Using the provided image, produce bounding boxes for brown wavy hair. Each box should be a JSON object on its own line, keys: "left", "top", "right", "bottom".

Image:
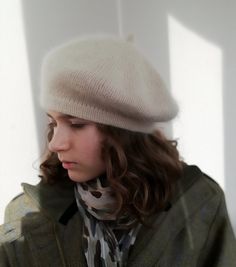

{"left": 40, "top": 124, "right": 183, "bottom": 224}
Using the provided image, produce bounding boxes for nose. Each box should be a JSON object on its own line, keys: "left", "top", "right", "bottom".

{"left": 48, "top": 127, "right": 70, "bottom": 152}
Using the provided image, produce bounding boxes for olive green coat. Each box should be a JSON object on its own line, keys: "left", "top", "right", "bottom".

{"left": 0, "top": 166, "right": 236, "bottom": 266}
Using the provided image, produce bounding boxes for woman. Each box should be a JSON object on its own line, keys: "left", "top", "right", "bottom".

{"left": 0, "top": 36, "right": 235, "bottom": 266}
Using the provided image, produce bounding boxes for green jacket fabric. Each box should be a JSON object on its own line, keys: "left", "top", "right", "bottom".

{"left": 0, "top": 165, "right": 235, "bottom": 267}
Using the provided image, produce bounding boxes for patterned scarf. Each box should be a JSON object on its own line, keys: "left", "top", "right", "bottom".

{"left": 75, "top": 176, "right": 141, "bottom": 267}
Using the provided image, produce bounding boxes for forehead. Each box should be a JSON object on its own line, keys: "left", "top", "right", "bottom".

{"left": 46, "top": 111, "right": 89, "bottom": 122}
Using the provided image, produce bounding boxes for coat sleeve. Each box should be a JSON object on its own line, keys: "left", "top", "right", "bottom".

{"left": 0, "top": 193, "right": 38, "bottom": 266}
{"left": 197, "top": 191, "right": 236, "bottom": 267}
{"left": 0, "top": 198, "right": 19, "bottom": 267}
{"left": 0, "top": 244, "right": 10, "bottom": 267}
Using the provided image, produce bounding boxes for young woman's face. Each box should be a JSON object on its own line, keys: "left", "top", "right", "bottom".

{"left": 47, "top": 111, "right": 106, "bottom": 183}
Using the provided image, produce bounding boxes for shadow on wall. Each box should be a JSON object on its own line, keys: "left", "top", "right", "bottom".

{"left": 20, "top": 0, "right": 119, "bottom": 156}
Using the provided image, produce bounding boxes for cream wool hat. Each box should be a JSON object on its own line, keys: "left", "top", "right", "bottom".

{"left": 40, "top": 36, "right": 178, "bottom": 133}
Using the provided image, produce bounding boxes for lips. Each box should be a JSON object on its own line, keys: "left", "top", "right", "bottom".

{"left": 61, "top": 161, "right": 77, "bottom": 169}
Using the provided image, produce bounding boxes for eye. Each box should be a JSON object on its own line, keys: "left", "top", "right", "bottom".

{"left": 70, "top": 123, "right": 86, "bottom": 129}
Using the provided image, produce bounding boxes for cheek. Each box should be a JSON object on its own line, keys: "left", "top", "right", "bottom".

{"left": 76, "top": 136, "right": 103, "bottom": 162}
{"left": 83, "top": 143, "right": 101, "bottom": 159}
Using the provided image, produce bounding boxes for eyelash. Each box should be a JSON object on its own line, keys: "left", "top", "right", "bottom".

{"left": 71, "top": 124, "right": 86, "bottom": 129}
{"left": 48, "top": 122, "right": 56, "bottom": 128}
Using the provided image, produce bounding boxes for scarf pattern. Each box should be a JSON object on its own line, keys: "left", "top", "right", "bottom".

{"left": 75, "top": 177, "right": 141, "bottom": 267}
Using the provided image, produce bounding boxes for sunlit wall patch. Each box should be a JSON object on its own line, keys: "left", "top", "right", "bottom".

{"left": 0, "top": 0, "right": 39, "bottom": 223}
{"left": 168, "top": 14, "right": 224, "bottom": 188}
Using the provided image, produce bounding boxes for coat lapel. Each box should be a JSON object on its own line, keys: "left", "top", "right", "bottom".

{"left": 22, "top": 181, "right": 88, "bottom": 266}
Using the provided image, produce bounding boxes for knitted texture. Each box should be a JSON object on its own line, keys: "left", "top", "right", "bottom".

{"left": 40, "top": 36, "right": 178, "bottom": 133}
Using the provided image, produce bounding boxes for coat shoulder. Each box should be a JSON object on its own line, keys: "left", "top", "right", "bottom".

{"left": 1, "top": 190, "right": 40, "bottom": 244}
{"left": 181, "top": 165, "right": 224, "bottom": 202}
{"left": 202, "top": 171, "right": 224, "bottom": 195}
{"left": 4, "top": 191, "right": 40, "bottom": 224}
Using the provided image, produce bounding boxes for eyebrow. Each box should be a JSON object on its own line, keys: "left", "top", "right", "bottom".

{"left": 46, "top": 113, "right": 90, "bottom": 123}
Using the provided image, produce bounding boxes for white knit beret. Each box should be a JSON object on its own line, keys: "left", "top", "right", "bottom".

{"left": 40, "top": 36, "right": 178, "bottom": 133}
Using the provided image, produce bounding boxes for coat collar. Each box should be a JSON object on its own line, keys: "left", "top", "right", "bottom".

{"left": 22, "top": 165, "right": 200, "bottom": 224}
{"left": 22, "top": 179, "right": 76, "bottom": 223}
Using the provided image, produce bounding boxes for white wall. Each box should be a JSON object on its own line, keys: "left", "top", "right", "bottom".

{"left": 1, "top": 0, "right": 235, "bottom": 233}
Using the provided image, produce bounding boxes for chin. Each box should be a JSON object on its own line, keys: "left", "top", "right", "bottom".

{"left": 67, "top": 172, "right": 95, "bottom": 183}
